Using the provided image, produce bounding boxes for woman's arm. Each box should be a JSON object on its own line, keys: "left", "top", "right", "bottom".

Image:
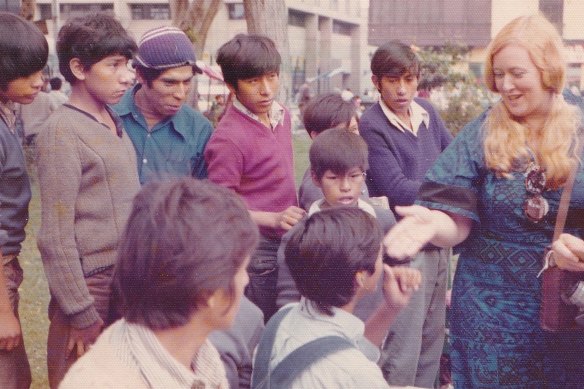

{"left": 384, "top": 205, "right": 473, "bottom": 260}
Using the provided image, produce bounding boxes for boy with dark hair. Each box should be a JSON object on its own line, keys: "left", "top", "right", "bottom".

{"left": 61, "top": 178, "right": 258, "bottom": 387}
{"left": 298, "top": 92, "right": 366, "bottom": 210}
{"left": 205, "top": 34, "right": 305, "bottom": 322}
{"left": 36, "top": 13, "right": 140, "bottom": 388}
{"left": 276, "top": 128, "right": 395, "bottom": 309}
{"left": 253, "top": 207, "right": 421, "bottom": 388}
{"left": 113, "top": 26, "right": 213, "bottom": 184}
{"left": 0, "top": 12, "right": 48, "bottom": 388}
{"left": 360, "top": 40, "right": 452, "bottom": 388}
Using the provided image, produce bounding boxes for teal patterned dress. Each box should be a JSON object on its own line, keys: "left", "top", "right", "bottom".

{"left": 417, "top": 111, "right": 584, "bottom": 388}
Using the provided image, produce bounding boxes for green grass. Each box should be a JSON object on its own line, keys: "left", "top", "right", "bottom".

{"left": 292, "top": 132, "right": 311, "bottom": 187}
{"left": 18, "top": 134, "right": 312, "bottom": 388}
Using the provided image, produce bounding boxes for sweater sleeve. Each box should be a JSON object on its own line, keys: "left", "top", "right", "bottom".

{"left": 36, "top": 121, "right": 101, "bottom": 329}
{"left": 204, "top": 132, "right": 243, "bottom": 191}
{"left": 360, "top": 117, "right": 421, "bottom": 206}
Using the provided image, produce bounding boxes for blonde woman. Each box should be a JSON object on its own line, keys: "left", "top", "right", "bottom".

{"left": 384, "top": 14, "right": 584, "bottom": 387}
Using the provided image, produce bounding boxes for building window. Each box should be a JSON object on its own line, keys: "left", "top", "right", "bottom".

{"left": 227, "top": 3, "right": 245, "bottom": 20}
{"left": 333, "top": 20, "right": 352, "bottom": 36}
{"left": 288, "top": 10, "right": 306, "bottom": 27}
{"left": 60, "top": 3, "right": 114, "bottom": 20}
{"left": 38, "top": 4, "right": 53, "bottom": 20}
{"left": 130, "top": 4, "right": 170, "bottom": 20}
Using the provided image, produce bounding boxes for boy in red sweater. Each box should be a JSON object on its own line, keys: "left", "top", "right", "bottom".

{"left": 205, "top": 34, "right": 304, "bottom": 322}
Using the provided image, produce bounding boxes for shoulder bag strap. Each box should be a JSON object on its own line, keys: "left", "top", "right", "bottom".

{"left": 251, "top": 306, "right": 293, "bottom": 388}
{"left": 553, "top": 161, "right": 579, "bottom": 242}
{"left": 269, "top": 335, "right": 354, "bottom": 388}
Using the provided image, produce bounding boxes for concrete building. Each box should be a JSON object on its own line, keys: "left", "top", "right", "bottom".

{"left": 368, "top": 0, "right": 584, "bottom": 90}
{"left": 35, "top": 0, "right": 372, "bottom": 97}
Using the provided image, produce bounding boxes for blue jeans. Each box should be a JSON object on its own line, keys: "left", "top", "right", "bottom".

{"left": 245, "top": 235, "right": 281, "bottom": 323}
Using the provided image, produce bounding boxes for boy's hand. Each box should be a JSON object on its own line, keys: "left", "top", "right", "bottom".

{"left": 0, "top": 310, "right": 22, "bottom": 351}
{"left": 381, "top": 264, "right": 421, "bottom": 311}
{"left": 275, "top": 206, "right": 305, "bottom": 230}
{"left": 67, "top": 317, "right": 104, "bottom": 358}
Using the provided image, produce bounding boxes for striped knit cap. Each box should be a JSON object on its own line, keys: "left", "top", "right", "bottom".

{"left": 133, "top": 26, "right": 201, "bottom": 73}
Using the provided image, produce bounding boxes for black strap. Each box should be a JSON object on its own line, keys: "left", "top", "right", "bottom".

{"left": 553, "top": 161, "right": 579, "bottom": 242}
{"left": 251, "top": 306, "right": 293, "bottom": 387}
{"left": 252, "top": 306, "right": 355, "bottom": 388}
{"left": 269, "top": 335, "right": 353, "bottom": 387}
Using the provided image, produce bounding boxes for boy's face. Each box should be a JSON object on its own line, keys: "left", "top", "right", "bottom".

{"left": 373, "top": 71, "right": 418, "bottom": 117}
{"left": 0, "top": 70, "right": 44, "bottom": 104}
{"left": 229, "top": 71, "right": 279, "bottom": 119}
{"left": 137, "top": 65, "right": 194, "bottom": 120}
{"left": 79, "top": 54, "right": 134, "bottom": 105}
{"left": 313, "top": 167, "right": 365, "bottom": 208}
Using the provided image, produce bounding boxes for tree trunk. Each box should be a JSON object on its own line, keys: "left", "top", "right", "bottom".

{"left": 169, "top": 0, "right": 223, "bottom": 110}
{"left": 243, "top": 0, "right": 291, "bottom": 104}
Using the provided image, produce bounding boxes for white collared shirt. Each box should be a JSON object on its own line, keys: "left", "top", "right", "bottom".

{"left": 379, "top": 98, "right": 429, "bottom": 136}
{"left": 232, "top": 98, "right": 285, "bottom": 130}
{"left": 308, "top": 198, "right": 377, "bottom": 218}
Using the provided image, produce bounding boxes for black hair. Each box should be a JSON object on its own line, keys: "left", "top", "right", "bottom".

{"left": 49, "top": 77, "right": 63, "bottom": 91}
{"left": 113, "top": 178, "right": 258, "bottom": 330}
{"left": 309, "top": 128, "right": 369, "bottom": 179}
{"left": 57, "top": 13, "right": 136, "bottom": 84}
{"left": 0, "top": 12, "right": 49, "bottom": 91}
{"left": 285, "top": 207, "right": 382, "bottom": 316}
{"left": 302, "top": 93, "right": 357, "bottom": 136}
{"left": 370, "top": 40, "right": 420, "bottom": 79}
{"left": 216, "top": 34, "right": 281, "bottom": 88}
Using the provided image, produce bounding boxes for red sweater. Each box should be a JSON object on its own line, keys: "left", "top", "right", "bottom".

{"left": 204, "top": 105, "right": 297, "bottom": 238}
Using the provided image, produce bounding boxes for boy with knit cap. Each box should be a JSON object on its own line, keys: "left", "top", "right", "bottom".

{"left": 36, "top": 14, "right": 139, "bottom": 388}
{"left": 113, "top": 26, "right": 213, "bottom": 184}
{"left": 205, "top": 34, "right": 305, "bottom": 322}
{"left": 114, "top": 26, "right": 263, "bottom": 389}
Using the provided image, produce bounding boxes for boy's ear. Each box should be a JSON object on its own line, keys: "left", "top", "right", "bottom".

{"left": 225, "top": 82, "right": 237, "bottom": 96}
{"left": 371, "top": 75, "right": 381, "bottom": 92}
{"left": 135, "top": 70, "right": 146, "bottom": 86}
{"left": 309, "top": 131, "right": 319, "bottom": 140}
{"left": 69, "top": 58, "right": 86, "bottom": 82}
{"left": 311, "top": 170, "right": 322, "bottom": 188}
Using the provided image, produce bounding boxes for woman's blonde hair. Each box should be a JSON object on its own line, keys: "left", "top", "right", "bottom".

{"left": 483, "top": 13, "right": 581, "bottom": 189}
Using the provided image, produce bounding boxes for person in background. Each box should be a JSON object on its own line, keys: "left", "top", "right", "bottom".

{"left": 359, "top": 40, "right": 452, "bottom": 388}
{"left": 384, "top": 13, "right": 584, "bottom": 387}
{"left": 48, "top": 77, "right": 68, "bottom": 110}
{"left": 205, "top": 34, "right": 305, "bottom": 322}
{"left": 0, "top": 12, "right": 48, "bottom": 389}
{"left": 297, "top": 93, "right": 363, "bottom": 211}
{"left": 276, "top": 128, "right": 395, "bottom": 311}
{"left": 61, "top": 178, "right": 258, "bottom": 388}
{"left": 36, "top": 14, "right": 139, "bottom": 388}
{"left": 112, "top": 26, "right": 213, "bottom": 185}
